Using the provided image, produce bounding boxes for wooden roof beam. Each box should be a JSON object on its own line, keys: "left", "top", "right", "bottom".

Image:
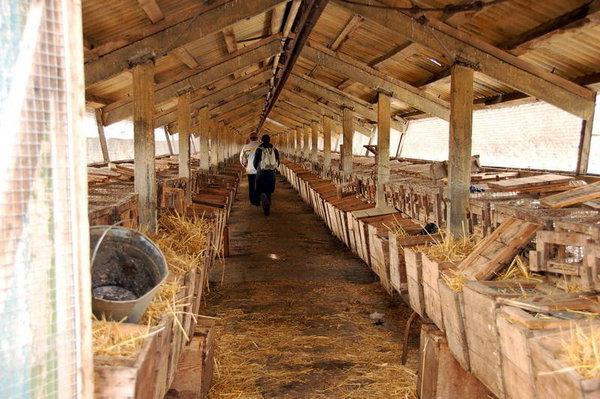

{"left": 288, "top": 73, "right": 406, "bottom": 131}
{"left": 259, "top": 0, "right": 330, "bottom": 131}
{"left": 334, "top": 0, "right": 596, "bottom": 119}
{"left": 210, "top": 86, "right": 269, "bottom": 118}
{"left": 171, "top": 47, "right": 199, "bottom": 69}
{"left": 223, "top": 28, "right": 242, "bottom": 79}
{"left": 103, "top": 37, "right": 280, "bottom": 125}
{"left": 155, "top": 69, "right": 272, "bottom": 127}
{"left": 302, "top": 42, "right": 450, "bottom": 120}
{"left": 85, "top": 0, "right": 287, "bottom": 86}
{"left": 504, "top": 0, "right": 600, "bottom": 56}
{"left": 137, "top": 0, "right": 164, "bottom": 23}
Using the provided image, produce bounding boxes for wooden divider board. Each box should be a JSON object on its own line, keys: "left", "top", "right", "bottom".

{"left": 458, "top": 217, "right": 540, "bottom": 280}
{"left": 541, "top": 181, "right": 600, "bottom": 209}
{"left": 488, "top": 174, "right": 572, "bottom": 191}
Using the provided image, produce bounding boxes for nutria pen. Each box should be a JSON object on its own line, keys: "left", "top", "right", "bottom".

{"left": 3, "top": 0, "right": 600, "bottom": 398}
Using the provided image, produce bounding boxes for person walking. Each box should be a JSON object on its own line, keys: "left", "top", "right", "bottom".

{"left": 239, "top": 133, "right": 261, "bottom": 206}
{"left": 253, "top": 134, "right": 280, "bottom": 216}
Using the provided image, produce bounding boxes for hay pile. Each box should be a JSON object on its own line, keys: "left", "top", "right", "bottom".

{"left": 146, "top": 212, "right": 213, "bottom": 277}
{"left": 207, "top": 281, "right": 417, "bottom": 399}
{"left": 92, "top": 318, "right": 151, "bottom": 358}
{"left": 562, "top": 324, "right": 600, "bottom": 379}
{"left": 420, "top": 232, "right": 477, "bottom": 264}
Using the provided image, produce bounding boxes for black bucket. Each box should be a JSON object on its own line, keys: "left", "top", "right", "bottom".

{"left": 90, "top": 226, "right": 169, "bottom": 323}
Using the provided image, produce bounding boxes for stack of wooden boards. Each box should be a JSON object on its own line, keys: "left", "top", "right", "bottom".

{"left": 91, "top": 157, "right": 242, "bottom": 399}
{"left": 280, "top": 158, "right": 600, "bottom": 399}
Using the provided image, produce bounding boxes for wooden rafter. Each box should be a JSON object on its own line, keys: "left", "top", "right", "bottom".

{"left": 137, "top": 0, "right": 164, "bottom": 23}
{"left": 85, "top": 0, "right": 287, "bottom": 86}
{"left": 102, "top": 36, "right": 281, "bottom": 125}
{"left": 171, "top": 47, "right": 199, "bottom": 69}
{"left": 222, "top": 28, "right": 242, "bottom": 79}
{"left": 334, "top": 0, "right": 597, "bottom": 119}
{"left": 302, "top": 42, "right": 450, "bottom": 120}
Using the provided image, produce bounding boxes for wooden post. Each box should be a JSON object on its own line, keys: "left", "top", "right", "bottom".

{"left": 295, "top": 128, "right": 301, "bottom": 158}
{"left": 164, "top": 126, "right": 174, "bottom": 155}
{"left": 303, "top": 125, "right": 311, "bottom": 159}
{"left": 447, "top": 64, "right": 474, "bottom": 237}
{"left": 132, "top": 61, "right": 157, "bottom": 231}
{"left": 210, "top": 121, "right": 219, "bottom": 168}
{"left": 177, "top": 91, "right": 191, "bottom": 178}
{"left": 323, "top": 115, "right": 332, "bottom": 172}
{"left": 311, "top": 121, "right": 319, "bottom": 162}
{"left": 198, "top": 107, "right": 210, "bottom": 171}
{"left": 377, "top": 92, "right": 391, "bottom": 208}
{"left": 576, "top": 109, "right": 595, "bottom": 175}
{"left": 95, "top": 109, "right": 110, "bottom": 163}
{"left": 342, "top": 107, "right": 354, "bottom": 176}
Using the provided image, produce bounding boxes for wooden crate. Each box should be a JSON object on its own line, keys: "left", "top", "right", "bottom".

{"left": 463, "top": 281, "right": 547, "bottom": 398}
{"left": 166, "top": 317, "right": 216, "bottom": 399}
{"left": 438, "top": 279, "right": 469, "bottom": 371}
{"left": 530, "top": 230, "right": 595, "bottom": 290}
{"left": 94, "top": 323, "right": 162, "bottom": 399}
{"left": 388, "top": 232, "right": 440, "bottom": 294}
{"left": 422, "top": 254, "right": 456, "bottom": 331}
{"left": 418, "top": 323, "right": 492, "bottom": 399}
{"left": 405, "top": 247, "right": 427, "bottom": 317}
{"left": 530, "top": 325, "right": 600, "bottom": 399}
{"left": 496, "top": 304, "right": 590, "bottom": 399}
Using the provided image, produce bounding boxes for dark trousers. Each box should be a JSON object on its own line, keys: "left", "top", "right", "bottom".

{"left": 248, "top": 174, "right": 259, "bottom": 205}
{"left": 256, "top": 169, "right": 276, "bottom": 201}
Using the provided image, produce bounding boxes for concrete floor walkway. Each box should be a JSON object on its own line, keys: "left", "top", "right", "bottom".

{"left": 206, "top": 176, "right": 418, "bottom": 398}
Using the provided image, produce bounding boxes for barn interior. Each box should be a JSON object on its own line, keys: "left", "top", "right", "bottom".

{"left": 3, "top": 0, "right": 600, "bottom": 398}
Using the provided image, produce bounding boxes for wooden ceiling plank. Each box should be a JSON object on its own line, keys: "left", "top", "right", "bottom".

{"left": 334, "top": 0, "right": 596, "bottom": 119}
{"left": 330, "top": 14, "right": 363, "bottom": 51}
{"left": 303, "top": 43, "right": 450, "bottom": 120}
{"left": 85, "top": 0, "right": 287, "bottom": 86}
{"left": 137, "top": 0, "right": 164, "bottom": 24}
{"left": 171, "top": 47, "right": 199, "bottom": 69}
{"left": 223, "top": 28, "right": 242, "bottom": 79}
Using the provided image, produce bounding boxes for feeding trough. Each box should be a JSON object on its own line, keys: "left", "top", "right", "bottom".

{"left": 90, "top": 226, "right": 168, "bottom": 323}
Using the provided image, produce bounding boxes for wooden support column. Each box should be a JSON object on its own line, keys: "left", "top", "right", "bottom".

{"left": 323, "top": 115, "right": 332, "bottom": 172}
{"left": 311, "top": 121, "right": 319, "bottom": 162}
{"left": 447, "top": 64, "right": 474, "bottom": 237}
{"left": 163, "top": 126, "right": 173, "bottom": 155}
{"left": 177, "top": 91, "right": 191, "bottom": 178}
{"left": 95, "top": 109, "right": 110, "bottom": 162}
{"left": 295, "top": 128, "right": 301, "bottom": 158}
{"left": 577, "top": 108, "right": 596, "bottom": 175}
{"left": 210, "top": 120, "right": 219, "bottom": 168}
{"left": 342, "top": 107, "right": 354, "bottom": 176}
{"left": 132, "top": 61, "right": 157, "bottom": 231}
{"left": 377, "top": 92, "right": 391, "bottom": 208}
{"left": 198, "top": 106, "right": 210, "bottom": 171}
{"left": 303, "top": 125, "right": 311, "bottom": 159}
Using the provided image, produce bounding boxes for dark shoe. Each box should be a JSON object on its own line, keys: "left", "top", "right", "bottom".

{"left": 260, "top": 193, "right": 270, "bottom": 216}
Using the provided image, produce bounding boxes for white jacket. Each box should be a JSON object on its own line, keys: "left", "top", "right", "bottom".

{"left": 239, "top": 140, "right": 260, "bottom": 174}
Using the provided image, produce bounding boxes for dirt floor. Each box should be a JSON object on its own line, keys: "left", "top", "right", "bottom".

{"left": 204, "top": 176, "right": 420, "bottom": 398}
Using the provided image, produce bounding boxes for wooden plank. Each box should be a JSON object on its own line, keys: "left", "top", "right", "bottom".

{"left": 488, "top": 173, "right": 572, "bottom": 191}
{"left": 447, "top": 64, "right": 473, "bottom": 237}
{"left": 377, "top": 92, "right": 390, "bottom": 207}
{"left": 95, "top": 108, "right": 110, "bottom": 162}
{"left": 171, "top": 47, "right": 198, "bottom": 69}
{"left": 133, "top": 61, "right": 157, "bottom": 231}
{"left": 541, "top": 181, "right": 600, "bottom": 209}
{"left": 323, "top": 115, "right": 332, "bottom": 172}
{"left": 85, "top": 0, "right": 286, "bottom": 86}
{"left": 331, "top": 14, "right": 363, "bottom": 50}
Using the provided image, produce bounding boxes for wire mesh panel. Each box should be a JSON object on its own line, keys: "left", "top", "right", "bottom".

{"left": 0, "top": 0, "right": 90, "bottom": 397}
